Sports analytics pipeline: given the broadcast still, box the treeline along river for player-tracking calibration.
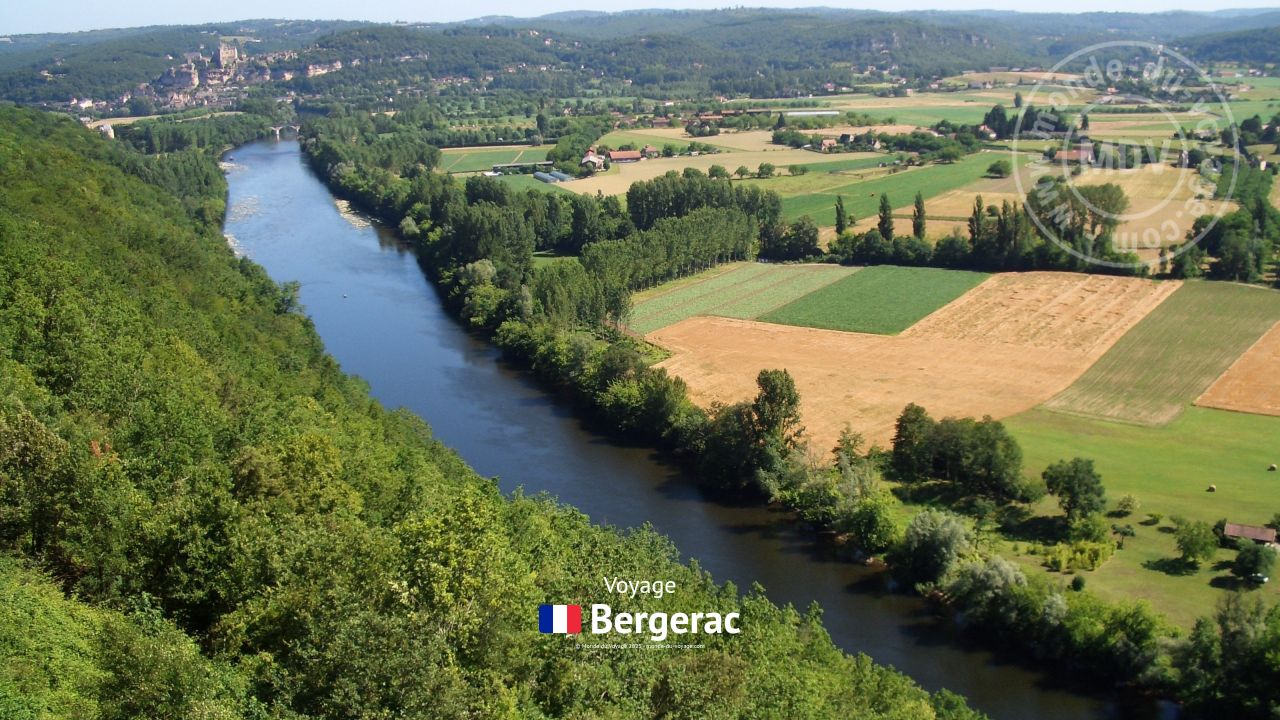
[223,138,1166,720]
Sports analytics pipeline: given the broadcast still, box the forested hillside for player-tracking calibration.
[1177,27,1280,65]
[0,107,981,718]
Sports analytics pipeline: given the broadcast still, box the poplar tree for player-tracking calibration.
[912,191,926,239]
[877,193,894,241]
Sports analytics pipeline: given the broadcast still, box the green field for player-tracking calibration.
[758,265,989,334]
[627,262,857,334]
[439,146,548,173]
[1043,281,1280,425]
[1005,407,1280,627]
[780,152,1002,225]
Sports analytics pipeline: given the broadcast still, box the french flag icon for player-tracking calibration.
[539,604,582,634]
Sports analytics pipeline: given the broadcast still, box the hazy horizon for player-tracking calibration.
[5,1,1280,36]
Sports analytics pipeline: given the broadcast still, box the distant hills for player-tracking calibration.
[2,8,1278,105]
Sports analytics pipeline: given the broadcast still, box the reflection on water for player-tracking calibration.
[223,138,1157,720]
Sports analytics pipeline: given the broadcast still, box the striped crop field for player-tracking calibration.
[627,262,857,335]
[1042,281,1280,425]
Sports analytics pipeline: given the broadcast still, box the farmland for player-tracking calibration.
[567,148,880,196]
[1005,407,1280,627]
[438,145,548,173]
[779,152,1004,225]
[759,265,988,334]
[627,262,857,334]
[651,271,1175,450]
[1196,321,1280,416]
[1042,281,1280,425]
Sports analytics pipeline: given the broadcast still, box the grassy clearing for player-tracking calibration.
[780,152,1001,225]
[1004,406,1280,627]
[759,265,989,334]
[628,263,857,334]
[1042,281,1280,425]
[438,146,548,173]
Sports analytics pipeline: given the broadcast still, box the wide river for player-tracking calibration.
[223,138,1162,720]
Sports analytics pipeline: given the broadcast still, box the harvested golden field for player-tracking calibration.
[894,165,1236,259]
[650,271,1178,449]
[1196,321,1280,417]
[1071,165,1236,258]
[901,272,1181,352]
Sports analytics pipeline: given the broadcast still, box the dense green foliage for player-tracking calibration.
[0,107,983,718]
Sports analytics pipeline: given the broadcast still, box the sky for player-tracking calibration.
[3,0,1280,35]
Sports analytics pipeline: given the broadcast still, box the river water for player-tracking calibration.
[222,138,1155,720]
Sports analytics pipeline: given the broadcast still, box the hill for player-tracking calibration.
[0,106,980,718]
[1177,26,1280,65]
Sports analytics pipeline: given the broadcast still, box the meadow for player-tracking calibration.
[438,145,548,173]
[1004,406,1280,627]
[759,265,989,334]
[1042,281,1280,425]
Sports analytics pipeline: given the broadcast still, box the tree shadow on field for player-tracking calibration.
[1143,557,1199,576]
[999,513,1064,545]
[1210,575,1246,591]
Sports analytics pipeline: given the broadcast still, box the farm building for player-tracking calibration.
[1224,523,1278,546]
[491,161,553,174]
[581,151,605,170]
[609,150,643,163]
[642,144,660,158]
[1056,142,1095,165]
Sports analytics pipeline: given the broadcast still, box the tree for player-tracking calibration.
[752,369,803,449]
[1176,521,1219,567]
[891,403,935,481]
[967,195,986,248]
[734,165,750,179]
[708,164,730,180]
[877,193,894,241]
[842,496,900,554]
[893,509,972,585]
[912,191,926,239]
[1232,543,1276,581]
[757,162,775,178]
[1014,91,1024,109]
[1170,242,1205,279]
[1043,457,1106,523]
[986,160,1012,178]
[763,216,820,260]
[834,195,848,236]
[1080,113,1090,131]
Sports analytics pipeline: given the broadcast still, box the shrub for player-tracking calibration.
[891,509,973,585]
[1232,543,1277,581]
[1115,494,1140,517]
[841,495,901,554]
[1070,575,1086,591]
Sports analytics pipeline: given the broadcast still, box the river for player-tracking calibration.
[222,138,1156,720]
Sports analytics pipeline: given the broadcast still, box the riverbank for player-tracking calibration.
[238,136,1127,718]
